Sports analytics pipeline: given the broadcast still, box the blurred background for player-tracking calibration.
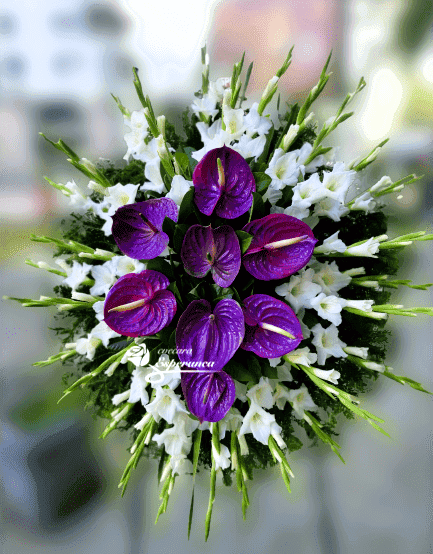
[1,0,432,552]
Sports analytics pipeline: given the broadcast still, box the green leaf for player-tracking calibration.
[252,172,272,194]
[162,215,176,237]
[225,354,261,383]
[166,281,183,307]
[173,224,189,253]
[178,188,195,223]
[174,151,190,176]
[263,364,278,379]
[382,370,432,394]
[146,258,174,281]
[251,192,266,219]
[235,230,253,254]
[187,282,205,300]
[209,284,233,302]
[184,147,199,173]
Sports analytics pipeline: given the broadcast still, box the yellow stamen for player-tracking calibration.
[264,235,308,249]
[108,298,146,313]
[217,158,225,186]
[260,322,295,339]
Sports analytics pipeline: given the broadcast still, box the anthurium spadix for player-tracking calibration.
[241,294,303,357]
[181,224,241,287]
[181,370,236,422]
[176,298,245,373]
[193,145,255,218]
[104,270,176,337]
[242,213,317,280]
[111,198,178,259]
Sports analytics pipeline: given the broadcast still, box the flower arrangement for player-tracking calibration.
[6,46,433,540]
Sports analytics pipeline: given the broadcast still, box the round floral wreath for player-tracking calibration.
[7,47,432,540]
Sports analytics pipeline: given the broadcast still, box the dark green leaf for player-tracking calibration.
[252,172,272,194]
[173,223,189,253]
[251,192,266,219]
[146,258,174,281]
[162,215,176,237]
[235,230,253,254]
[178,188,195,223]
[184,147,199,173]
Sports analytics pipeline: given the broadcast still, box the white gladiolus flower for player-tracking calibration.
[105,183,140,212]
[191,95,219,119]
[152,425,192,457]
[112,390,131,406]
[165,175,192,206]
[344,346,369,359]
[171,411,199,437]
[90,320,121,347]
[92,300,105,321]
[75,335,102,361]
[212,443,231,471]
[277,362,294,382]
[311,323,348,365]
[296,143,326,173]
[232,133,266,161]
[170,454,193,476]
[246,377,275,409]
[207,77,231,103]
[217,408,243,440]
[145,387,188,424]
[275,268,322,313]
[60,260,92,291]
[62,180,93,212]
[312,261,351,295]
[350,192,377,212]
[238,402,278,445]
[321,162,356,203]
[313,196,350,221]
[223,107,245,139]
[285,347,317,367]
[292,173,327,206]
[312,367,341,384]
[286,385,319,418]
[310,293,347,326]
[142,158,166,194]
[282,203,310,220]
[344,299,374,312]
[90,260,117,296]
[111,256,146,276]
[345,237,381,258]
[314,231,347,254]
[129,366,153,407]
[244,102,272,137]
[265,148,303,190]
[369,175,392,193]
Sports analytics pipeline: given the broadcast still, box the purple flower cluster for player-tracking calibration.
[104,146,316,422]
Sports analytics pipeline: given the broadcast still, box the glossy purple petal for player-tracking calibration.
[181,224,241,287]
[193,145,255,219]
[242,214,317,280]
[176,299,244,372]
[240,294,302,357]
[111,198,178,259]
[104,270,176,337]
[181,370,235,422]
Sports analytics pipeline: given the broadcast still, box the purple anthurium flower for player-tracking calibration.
[193,145,255,219]
[181,370,236,422]
[181,224,241,287]
[240,294,302,357]
[176,299,245,373]
[104,270,176,337]
[111,198,178,259]
[242,213,317,280]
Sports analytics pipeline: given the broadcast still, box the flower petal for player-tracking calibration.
[193,145,255,219]
[181,370,235,422]
[112,198,178,259]
[181,224,241,287]
[176,299,245,372]
[104,270,176,337]
[240,294,303,357]
[242,213,317,280]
